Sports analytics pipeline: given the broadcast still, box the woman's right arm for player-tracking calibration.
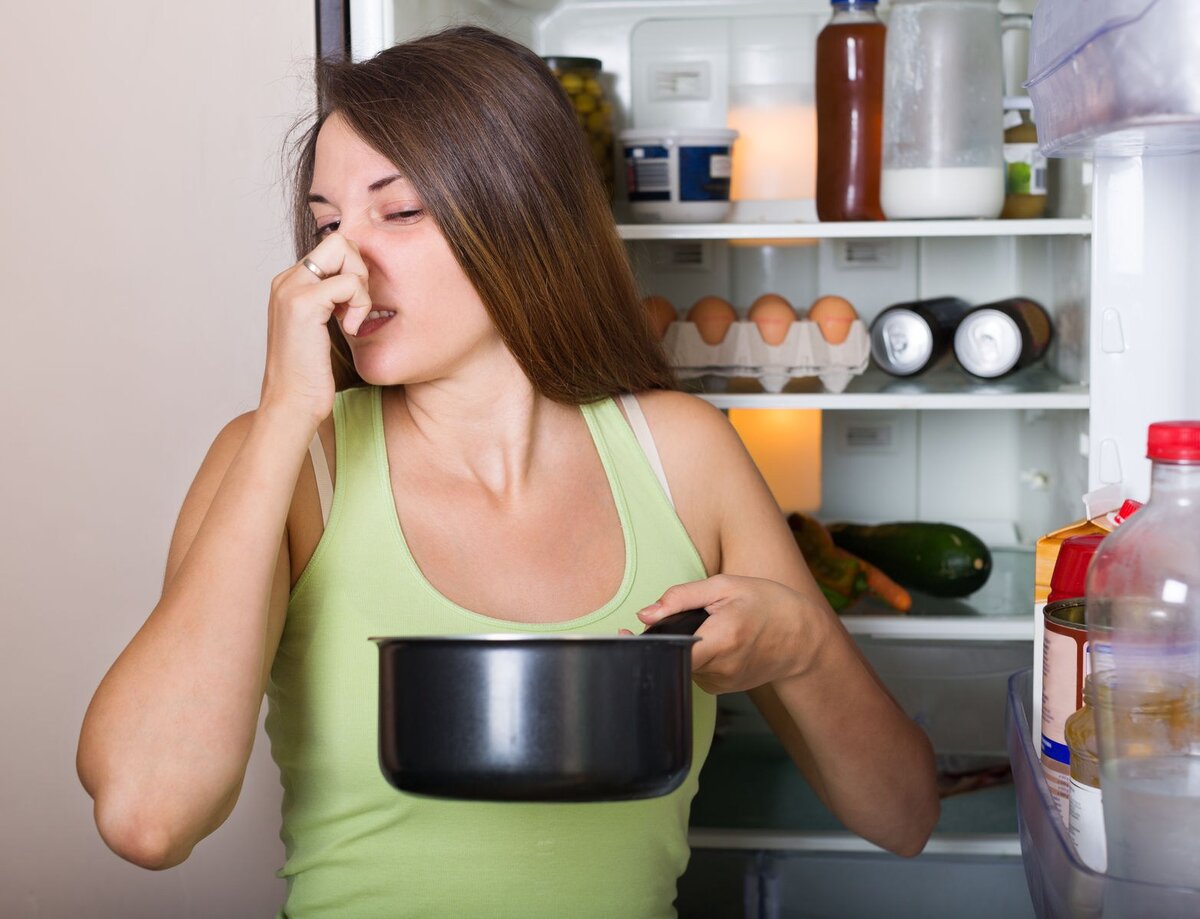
[76,233,374,870]
[76,406,315,870]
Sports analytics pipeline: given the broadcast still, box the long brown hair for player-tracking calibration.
[285,25,675,402]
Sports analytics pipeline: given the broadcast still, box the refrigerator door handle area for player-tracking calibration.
[348,0,393,61]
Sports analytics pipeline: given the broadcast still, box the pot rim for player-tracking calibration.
[369,634,701,644]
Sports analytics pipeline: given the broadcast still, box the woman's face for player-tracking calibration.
[307,111,501,386]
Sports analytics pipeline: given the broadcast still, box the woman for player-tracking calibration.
[77,25,937,918]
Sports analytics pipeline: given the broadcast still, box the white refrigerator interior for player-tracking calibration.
[342,1,1199,917]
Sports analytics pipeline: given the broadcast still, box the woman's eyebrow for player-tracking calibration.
[307,173,406,204]
[367,173,405,193]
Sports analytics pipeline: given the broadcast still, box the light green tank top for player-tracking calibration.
[265,385,716,918]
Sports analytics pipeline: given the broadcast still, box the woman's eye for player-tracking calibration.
[385,209,424,223]
[314,220,339,239]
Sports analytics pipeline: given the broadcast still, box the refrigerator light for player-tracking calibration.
[727,409,822,514]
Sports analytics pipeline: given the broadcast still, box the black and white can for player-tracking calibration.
[869,297,972,377]
[953,297,1053,378]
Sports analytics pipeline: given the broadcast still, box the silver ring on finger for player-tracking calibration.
[301,257,328,280]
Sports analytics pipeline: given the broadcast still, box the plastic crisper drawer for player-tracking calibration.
[1025,0,1200,156]
[1006,669,1200,918]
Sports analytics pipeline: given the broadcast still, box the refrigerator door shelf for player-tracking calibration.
[1026,0,1200,157]
[1008,668,1200,918]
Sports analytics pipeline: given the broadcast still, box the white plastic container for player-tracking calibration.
[621,127,738,223]
[880,0,1007,219]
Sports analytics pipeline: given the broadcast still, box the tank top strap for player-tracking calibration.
[288,386,383,602]
[616,392,674,509]
[580,396,704,578]
[308,432,333,527]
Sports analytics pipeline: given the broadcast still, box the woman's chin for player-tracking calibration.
[352,354,429,388]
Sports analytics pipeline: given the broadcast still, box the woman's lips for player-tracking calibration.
[354,311,397,338]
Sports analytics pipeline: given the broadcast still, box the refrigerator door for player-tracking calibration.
[348,0,543,54]
[1088,152,1200,499]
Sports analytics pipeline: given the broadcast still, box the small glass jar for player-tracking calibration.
[1000,100,1047,219]
[543,56,614,201]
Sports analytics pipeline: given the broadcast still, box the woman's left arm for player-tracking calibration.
[636,395,939,857]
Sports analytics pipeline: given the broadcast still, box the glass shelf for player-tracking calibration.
[690,365,1089,411]
[618,218,1092,242]
[840,546,1037,642]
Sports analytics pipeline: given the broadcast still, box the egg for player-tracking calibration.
[748,293,798,346]
[642,295,677,341]
[687,295,737,345]
[807,295,859,345]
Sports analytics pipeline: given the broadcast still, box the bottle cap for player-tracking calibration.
[1147,421,1200,462]
[541,56,602,72]
[1112,499,1143,525]
[1048,533,1105,603]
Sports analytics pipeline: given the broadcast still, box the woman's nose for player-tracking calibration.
[333,225,380,271]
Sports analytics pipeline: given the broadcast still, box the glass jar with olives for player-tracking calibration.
[542,56,615,201]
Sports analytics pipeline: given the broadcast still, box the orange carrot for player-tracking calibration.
[861,559,912,612]
[829,545,910,612]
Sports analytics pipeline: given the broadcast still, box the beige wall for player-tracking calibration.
[2,2,314,915]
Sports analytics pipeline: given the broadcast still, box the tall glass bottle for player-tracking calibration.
[815,0,886,221]
[1086,421,1200,887]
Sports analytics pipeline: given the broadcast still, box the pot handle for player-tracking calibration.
[642,608,709,636]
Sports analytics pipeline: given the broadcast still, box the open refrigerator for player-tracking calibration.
[327,0,1200,915]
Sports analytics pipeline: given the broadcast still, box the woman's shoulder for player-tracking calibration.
[630,389,743,464]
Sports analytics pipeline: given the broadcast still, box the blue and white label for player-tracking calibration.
[624,143,733,203]
[678,146,731,201]
[625,145,671,201]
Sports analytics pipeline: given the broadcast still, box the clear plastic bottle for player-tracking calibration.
[1085,421,1200,887]
[815,0,886,221]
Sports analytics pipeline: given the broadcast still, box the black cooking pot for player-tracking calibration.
[371,608,708,802]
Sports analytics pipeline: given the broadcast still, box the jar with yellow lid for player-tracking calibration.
[543,56,615,201]
[1064,676,1105,872]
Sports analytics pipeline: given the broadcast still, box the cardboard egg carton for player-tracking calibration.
[663,320,870,394]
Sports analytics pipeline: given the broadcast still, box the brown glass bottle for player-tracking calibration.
[815,1,886,222]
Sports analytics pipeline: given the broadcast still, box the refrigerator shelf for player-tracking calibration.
[618,219,1093,242]
[692,366,1088,411]
[843,615,1032,642]
[688,828,1020,859]
[840,545,1037,643]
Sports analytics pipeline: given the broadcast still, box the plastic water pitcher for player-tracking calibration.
[1086,421,1200,888]
[880,0,1013,219]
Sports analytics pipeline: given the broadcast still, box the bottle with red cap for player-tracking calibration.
[1085,421,1200,888]
[1048,533,1105,604]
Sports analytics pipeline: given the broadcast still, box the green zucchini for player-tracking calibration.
[827,522,992,598]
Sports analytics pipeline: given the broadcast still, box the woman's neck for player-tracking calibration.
[387,356,573,500]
